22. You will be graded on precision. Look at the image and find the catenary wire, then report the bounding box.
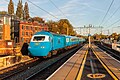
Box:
[107,18,120,28]
[27,0,59,19]
[49,0,74,25]
[102,4,120,26]
[99,0,114,26]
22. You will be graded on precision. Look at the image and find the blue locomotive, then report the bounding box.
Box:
[28,31,85,58]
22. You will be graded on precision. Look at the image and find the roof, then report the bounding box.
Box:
[34,30,65,37]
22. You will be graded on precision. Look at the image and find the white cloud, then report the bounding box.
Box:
[0,7,7,11]
[0,0,8,5]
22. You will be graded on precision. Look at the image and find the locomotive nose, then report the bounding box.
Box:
[28,42,51,56]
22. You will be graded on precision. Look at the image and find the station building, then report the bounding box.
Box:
[0,14,48,46]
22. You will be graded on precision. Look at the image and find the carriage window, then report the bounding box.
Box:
[33,36,45,41]
[58,39,60,43]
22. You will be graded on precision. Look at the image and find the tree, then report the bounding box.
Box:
[8,0,14,15]
[23,2,30,20]
[32,17,45,23]
[58,19,76,35]
[110,33,118,40]
[46,19,76,35]
[0,11,7,15]
[16,0,23,19]
[46,20,60,33]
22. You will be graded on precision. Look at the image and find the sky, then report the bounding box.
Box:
[0,0,120,35]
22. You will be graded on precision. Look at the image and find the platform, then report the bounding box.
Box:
[47,44,120,80]
[92,44,120,80]
[47,44,88,80]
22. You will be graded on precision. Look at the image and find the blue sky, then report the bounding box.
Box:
[0,0,120,35]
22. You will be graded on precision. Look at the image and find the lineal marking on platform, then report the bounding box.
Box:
[46,46,85,80]
[76,50,88,80]
[92,48,118,80]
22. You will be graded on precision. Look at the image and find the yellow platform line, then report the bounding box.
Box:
[92,48,118,80]
[76,50,88,80]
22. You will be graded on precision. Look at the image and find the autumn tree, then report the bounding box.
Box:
[58,19,76,35]
[8,0,14,15]
[46,20,60,33]
[46,19,76,35]
[32,17,45,23]
[16,0,23,19]
[23,2,30,20]
[0,11,7,15]
[117,34,120,41]
[110,33,118,40]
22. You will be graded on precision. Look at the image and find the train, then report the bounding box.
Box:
[28,31,85,58]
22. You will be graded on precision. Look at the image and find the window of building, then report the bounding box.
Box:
[0,33,2,40]
[21,37,24,42]
[35,27,37,30]
[26,26,29,30]
[22,25,24,29]
[0,18,3,24]
[31,27,33,30]
[0,25,3,32]
[31,33,33,36]
[5,17,9,25]
[22,31,24,36]
[26,32,28,36]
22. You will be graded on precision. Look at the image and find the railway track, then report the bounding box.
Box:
[95,42,120,60]
[0,58,40,80]
[0,45,83,80]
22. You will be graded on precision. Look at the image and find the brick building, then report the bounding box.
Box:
[18,21,48,45]
[0,14,11,40]
[0,14,49,46]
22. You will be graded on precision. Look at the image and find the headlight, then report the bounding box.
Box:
[41,46,45,48]
[28,46,31,48]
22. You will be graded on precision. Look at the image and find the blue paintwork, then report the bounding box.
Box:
[28,42,51,56]
[65,36,72,46]
[28,31,85,57]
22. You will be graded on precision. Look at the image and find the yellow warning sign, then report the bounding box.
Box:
[87,73,105,78]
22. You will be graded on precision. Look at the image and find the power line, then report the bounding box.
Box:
[27,0,59,19]
[49,0,67,18]
[99,0,114,26]
[103,4,120,26]
[107,18,120,28]
[49,0,75,26]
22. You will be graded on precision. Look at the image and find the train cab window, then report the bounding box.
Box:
[33,36,45,41]
[49,37,52,42]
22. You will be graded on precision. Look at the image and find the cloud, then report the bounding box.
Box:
[0,7,7,11]
[0,0,8,5]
